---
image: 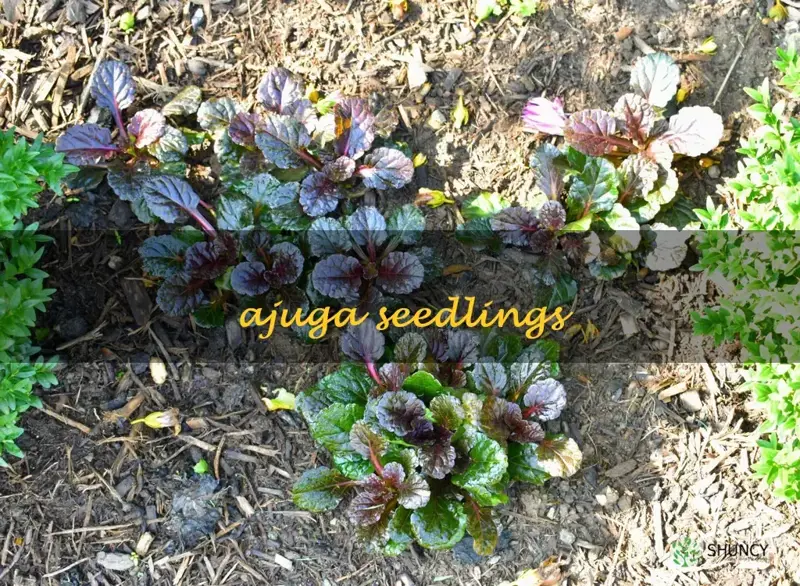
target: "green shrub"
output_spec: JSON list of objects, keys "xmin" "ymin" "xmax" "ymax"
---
[
  {"xmin": 0, "ymin": 129, "xmax": 76, "ymax": 465},
  {"xmin": 692, "ymin": 49, "xmax": 800, "ymax": 499}
]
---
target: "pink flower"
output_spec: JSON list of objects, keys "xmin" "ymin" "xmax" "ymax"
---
[{"xmin": 522, "ymin": 97, "xmax": 567, "ymax": 136}]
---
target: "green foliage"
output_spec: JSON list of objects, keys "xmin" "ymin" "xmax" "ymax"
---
[
  {"xmin": 692, "ymin": 53, "xmax": 800, "ymax": 499},
  {"xmin": 292, "ymin": 324, "xmax": 581, "ymax": 555},
  {"xmin": 775, "ymin": 47, "xmax": 800, "ymax": 95},
  {"xmin": 0, "ymin": 130, "xmax": 73, "ymax": 465}
]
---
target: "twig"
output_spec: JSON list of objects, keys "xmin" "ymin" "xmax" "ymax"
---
[
  {"xmin": 55, "ymin": 320, "xmax": 107, "ymax": 351},
  {"xmin": 41, "ymin": 557, "xmax": 91, "ymax": 578},
  {"xmin": 38, "ymin": 403, "xmax": 92, "ymax": 434},
  {"xmin": 713, "ymin": 19, "xmax": 758, "ymax": 106},
  {"xmin": 603, "ymin": 517, "xmax": 629, "ymax": 586}
]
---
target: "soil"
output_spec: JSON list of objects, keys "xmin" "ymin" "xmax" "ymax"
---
[{"xmin": 1, "ymin": 0, "xmax": 797, "ymax": 585}]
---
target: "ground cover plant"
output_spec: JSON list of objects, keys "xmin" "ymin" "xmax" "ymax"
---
[
  {"xmin": 292, "ymin": 322, "xmax": 581, "ymax": 555},
  {"xmin": 0, "ymin": 130, "xmax": 76, "ymax": 464},
  {"xmin": 692, "ymin": 49, "xmax": 800, "ymax": 500},
  {"xmin": 458, "ymin": 52, "xmax": 723, "ymax": 288}
]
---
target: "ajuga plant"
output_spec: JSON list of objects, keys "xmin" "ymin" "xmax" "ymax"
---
[
  {"xmin": 692, "ymin": 50, "xmax": 800, "ymax": 500},
  {"xmin": 458, "ymin": 52, "xmax": 722, "ymax": 283},
  {"xmin": 55, "ymin": 61, "xmax": 198, "ymax": 223},
  {"xmin": 307, "ymin": 205, "xmax": 437, "ymax": 310},
  {"xmin": 292, "ymin": 322, "xmax": 582, "ymax": 555},
  {"xmin": 0, "ymin": 130, "xmax": 76, "ymax": 464},
  {"xmin": 204, "ymin": 67, "xmax": 414, "ymax": 223}
]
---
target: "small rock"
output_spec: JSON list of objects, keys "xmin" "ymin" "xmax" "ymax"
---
[
  {"xmin": 149, "ymin": 356, "xmax": 168, "ymax": 385},
  {"xmin": 108, "ymin": 255, "xmax": 123, "ymax": 270},
  {"xmin": 187, "ymin": 59, "xmax": 206, "ymax": 76},
  {"xmin": 679, "ymin": 390, "xmax": 703, "ymax": 413},
  {"xmin": 428, "ymin": 109, "xmax": 447, "ymax": 130},
  {"xmin": 617, "ymin": 494, "xmax": 632, "ymax": 512},
  {"xmin": 96, "ymin": 551, "xmax": 136, "ymax": 571},
  {"xmin": 453, "ymin": 25, "xmax": 475, "ymax": 45},
  {"xmin": 131, "ymin": 352, "xmax": 149, "ymax": 375},
  {"xmin": 595, "ymin": 486, "xmax": 619, "ymax": 507},
  {"xmin": 108, "ymin": 199, "xmax": 133, "ymax": 227},
  {"xmin": 135, "ymin": 532, "xmax": 154, "ymax": 557},
  {"xmin": 559, "ymin": 528, "xmax": 576, "ymax": 546},
  {"xmin": 135, "ymin": 5, "xmax": 150, "ymax": 20},
  {"xmin": 707, "ymin": 165, "xmax": 721, "ymax": 179}
]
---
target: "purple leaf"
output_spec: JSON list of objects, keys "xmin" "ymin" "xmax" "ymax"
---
[
  {"xmin": 530, "ymin": 143, "xmax": 564, "ymax": 199},
  {"xmin": 156, "ymin": 272, "xmax": 207, "ymax": 316},
  {"xmin": 255, "ymin": 113, "xmax": 312, "ymax": 169},
  {"xmin": 91, "ymin": 61, "xmax": 135, "ymax": 135},
  {"xmin": 537, "ymin": 200, "xmax": 566, "ymax": 231},
  {"xmin": 655, "ymin": 106, "xmax": 724, "ymax": 158},
  {"xmin": 394, "ymin": 333, "xmax": 427, "ymax": 363},
  {"xmin": 522, "ymin": 96, "xmax": 567, "ymax": 136},
  {"xmin": 256, "ymin": 67, "xmax": 314, "ymax": 126},
  {"xmin": 470, "ymin": 360, "xmax": 508, "ymax": 395},
  {"xmin": 630, "ymin": 52, "xmax": 680, "ymax": 108},
  {"xmin": 269, "ymin": 242, "xmax": 305, "ymax": 285},
  {"xmin": 490, "ymin": 207, "xmax": 539, "ymax": 247},
  {"xmin": 445, "ymin": 330, "xmax": 479, "ymax": 365},
  {"xmin": 323, "ymin": 156, "xmax": 356, "ymax": 182},
  {"xmin": 376, "ymin": 391, "xmax": 425, "ymax": 435},
  {"xmin": 312, "ymin": 254, "xmax": 363, "ymax": 299},
  {"xmin": 55, "ymin": 124, "xmax": 121, "ymax": 165},
  {"xmin": 346, "ymin": 207, "xmax": 387, "ymax": 251},
  {"xmin": 564, "ymin": 109, "xmax": 622, "ymax": 156},
  {"xmin": 300, "ymin": 172, "xmax": 342, "ymax": 217},
  {"xmin": 404, "ymin": 418, "xmax": 456, "ymax": 479},
  {"xmin": 613, "ymin": 93, "xmax": 655, "ymax": 144},
  {"xmin": 229, "ymin": 112, "xmax": 265, "ymax": 147},
  {"xmin": 334, "ymin": 98, "xmax": 375, "ymax": 160},
  {"xmin": 127, "ymin": 109, "xmax": 167, "ymax": 148},
  {"xmin": 231, "ymin": 262, "xmax": 272, "ymax": 296},
  {"xmin": 341, "ymin": 318, "xmax": 385, "ymax": 364},
  {"xmin": 349, "ymin": 422, "xmax": 387, "ymax": 459},
  {"xmin": 308, "ymin": 217, "xmax": 352, "ymax": 256},
  {"xmin": 240, "ymin": 229, "xmax": 272, "ymax": 262},
  {"xmin": 140, "ymin": 175, "xmax": 216, "ymax": 236},
  {"xmin": 357, "ymin": 148, "xmax": 414, "ymax": 190},
  {"xmin": 377, "ymin": 252, "xmax": 424, "ymax": 295},
  {"xmin": 184, "ymin": 234, "xmax": 237, "ymax": 280},
  {"xmin": 523, "ymin": 378, "xmax": 567, "ymax": 421},
  {"xmin": 379, "ymin": 363, "xmax": 408, "ymax": 391},
  {"xmin": 347, "ymin": 474, "xmax": 395, "ymax": 526},
  {"xmin": 617, "ymin": 155, "xmax": 659, "ymax": 203},
  {"xmin": 480, "ymin": 396, "xmax": 545, "ymax": 445}
]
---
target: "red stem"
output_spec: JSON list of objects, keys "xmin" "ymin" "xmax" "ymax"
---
[
  {"xmin": 366, "ymin": 361, "xmax": 382, "ymax": 385},
  {"xmin": 189, "ymin": 209, "xmax": 217, "ymax": 239},
  {"xmin": 369, "ymin": 448, "xmax": 384, "ymax": 476},
  {"xmin": 297, "ymin": 148, "xmax": 323, "ymax": 171}
]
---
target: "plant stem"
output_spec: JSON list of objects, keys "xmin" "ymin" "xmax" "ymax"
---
[
  {"xmin": 297, "ymin": 148, "xmax": 323, "ymax": 170},
  {"xmin": 366, "ymin": 361, "xmax": 382, "ymax": 385},
  {"xmin": 369, "ymin": 448, "xmax": 384, "ymax": 476},
  {"xmin": 190, "ymin": 210, "xmax": 217, "ymax": 239}
]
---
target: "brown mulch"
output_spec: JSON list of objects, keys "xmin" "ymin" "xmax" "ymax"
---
[{"xmin": 1, "ymin": 0, "xmax": 796, "ymax": 585}]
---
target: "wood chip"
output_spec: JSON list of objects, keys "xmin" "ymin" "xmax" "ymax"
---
[
  {"xmin": 274, "ymin": 553, "xmax": 293, "ymax": 571},
  {"xmin": 605, "ymin": 459, "xmax": 638, "ymax": 478}
]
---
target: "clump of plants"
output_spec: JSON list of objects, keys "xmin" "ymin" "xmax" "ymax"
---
[
  {"xmin": 475, "ymin": 0, "xmax": 539, "ymax": 23},
  {"xmin": 459, "ymin": 52, "xmax": 722, "ymax": 286},
  {"xmin": 0, "ymin": 129, "xmax": 76, "ymax": 464},
  {"xmin": 692, "ymin": 50, "xmax": 800, "ymax": 500},
  {"xmin": 292, "ymin": 322, "xmax": 581, "ymax": 555},
  {"xmin": 55, "ymin": 61, "xmax": 196, "ymax": 223}
]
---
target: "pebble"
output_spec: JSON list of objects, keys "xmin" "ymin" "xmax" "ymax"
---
[
  {"xmin": 679, "ymin": 390, "xmax": 703, "ymax": 413},
  {"xmin": 135, "ymin": 5, "xmax": 150, "ymax": 20},
  {"xmin": 428, "ymin": 109, "xmax": 447, "ymax": 130},
  {"xmin": 108, "ymin": 199, "xmax": 132, "ymax": 227},
  {"xmin": 59, "ymin": 315, "xmax": 89, "ymax": 339},
  {"xmin": 617, "ymin": 494, "xmax": 632, "ymax": 512},
  {"xmin": 707, "ymin": 165, "xmax": 721, "ymax": 179},
  {"xmin": 187, "ymin": 59, "xmax": 207, "ymax": 76},
  {"xmin": 595, "ymin": 486, "xmax": 619, "ymax": 507},
  {"xmin": 559, "ymin": 528, "xmax": 576, "ymax": 546},
  {"xmin": 96, "ymin": 552, "xmax": 136, "ymax": 571},
  {"xmin": 108, "ymin": 255, "xmax": 123, "ymax": 270}
]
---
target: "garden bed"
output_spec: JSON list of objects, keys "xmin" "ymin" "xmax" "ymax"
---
[{"xmin": 2, "ymin": 0, "xmax": 799, "ymax": 585}]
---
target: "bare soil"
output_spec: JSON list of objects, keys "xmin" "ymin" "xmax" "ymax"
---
[{"xmin": 1, "ymin": 0, "xmax": 796, "ymax": 585}]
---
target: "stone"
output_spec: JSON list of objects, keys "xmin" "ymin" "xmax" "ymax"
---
[{"xmin": 679, "ymin": 390, "xmax": 703, "ymax": 413}]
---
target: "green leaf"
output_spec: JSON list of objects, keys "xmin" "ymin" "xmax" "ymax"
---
[
  {"xmin": 310, "ymin": 403, "xmax": 365, "ymax": 454},
  {"xmin": 292, "ymin": 466, "xmax": 351, "ymax": 512},
  {"xmin": 465, "ymin": 499, "xmax": 499, "ymax": 555},
  {"xmin": 559, "ymin": 214, "xmax": 593, "ymax": 233},
  {"xmin": 452, "ymin": 428, "xmax": 508, "ymax": 489},
  {"xmin": 402, "ymin": 371, "xmax": 444, "ymax": 397},
  {"xmin": 461, "ymin": 192, "xmax": 509, "ymax": 219},
  {"xmin": 385, "ymin": 507, "xmax": 414, "ymax": 555},
  {"xmin": 604, "ymin": 204, "xmax": 641, "ymax": 253},
  {"xmin": 193, "ymin": 459, "xmax": 210, "ymax": 474},
  {"xmin": 566, "ymin": 157, "xmax": 618, "ymax": 220},
  {"xmin": 332, "ymin": 451, "xmax": 373, "ymax": 480},
  {"xmin": 318, "ymin": 364, "xmax": 374, "ymax": 406},
  {"xmin": 507, "ymin": 442, "xmax": 550, "ymax": 484},
  {"xmin": 410, "ymin": 498, "xmax": 467, "ymax": 549}
]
